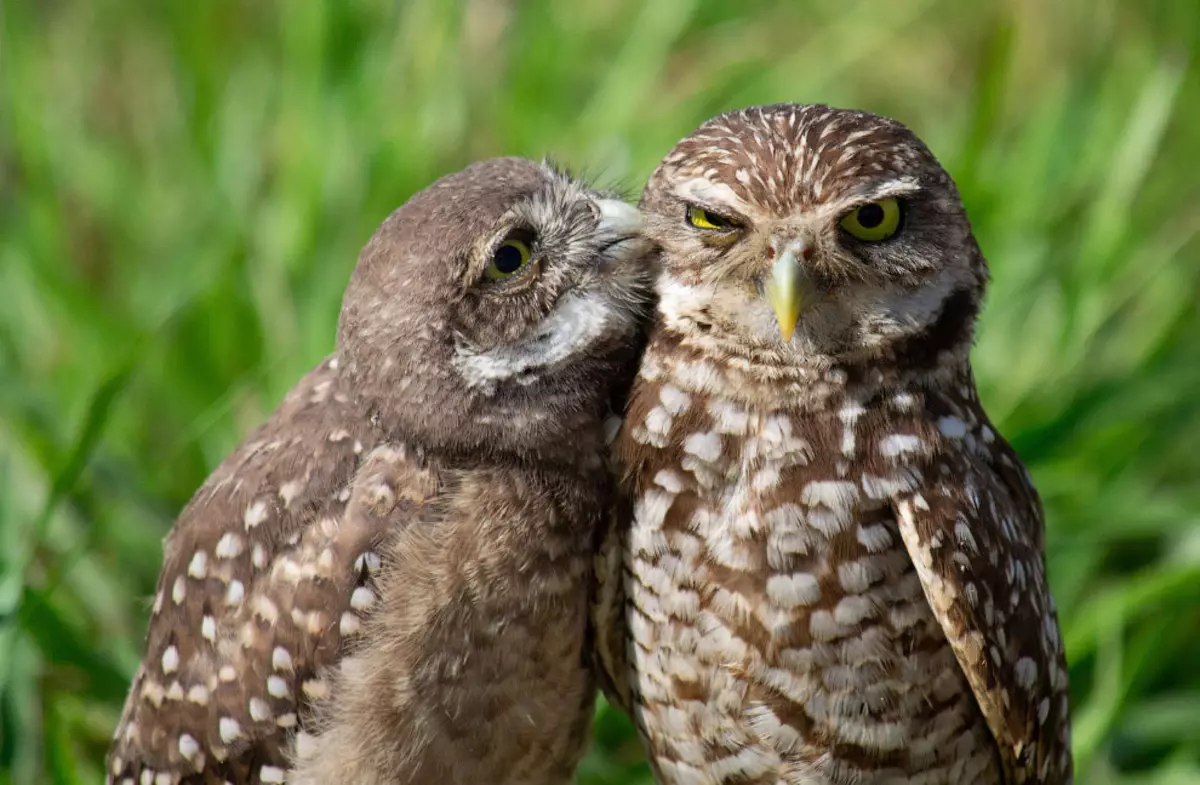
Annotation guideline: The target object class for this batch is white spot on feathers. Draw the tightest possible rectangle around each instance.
[879,433,924,458]
[708,399,750,435]
[339,612,361,636]
[294,729,317,759]
[160,646,179,674]
[834,594,876,626]
[243,500,269,529]
[215,532,244,559]
[658,384,691,415]
[178,734,200,761]
[644,406,673,436]
[801,480,859,510]
[278,479,304,507]
[225,580,245,606]
[937,416,968,439]
[218,717,243,744]
[653,469,685,494]
[838,401,864,456]
[272,646,294,672]
[267,675,289,699]
[1016,657,1039,690]
[683,431,722,463]
[350,587,376,610]
[187,551,208,579]
[249,697,273,722]
[857,521,894,553]
[765,573,821,608]
[302,678,329,700]
[354,551,381,575]
[252,596,279,624]
[635,489,675,531]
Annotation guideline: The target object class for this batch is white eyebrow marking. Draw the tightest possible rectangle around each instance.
[673,177,746,211]
[854,176,923,204]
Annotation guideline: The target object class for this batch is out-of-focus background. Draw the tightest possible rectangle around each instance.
[1,1,1198,783]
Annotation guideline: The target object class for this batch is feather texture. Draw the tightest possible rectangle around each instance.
[596,104,1072,784]
[109,157,654,785]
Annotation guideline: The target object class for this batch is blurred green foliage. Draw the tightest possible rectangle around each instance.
[1,0,1199,783]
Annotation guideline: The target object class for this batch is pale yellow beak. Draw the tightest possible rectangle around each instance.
[764,245,810,342]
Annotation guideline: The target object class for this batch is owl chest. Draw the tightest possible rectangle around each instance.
[624,404,987,779]
[627,434,941,674]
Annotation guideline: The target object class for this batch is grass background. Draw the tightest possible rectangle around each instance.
[2,0,1199,782]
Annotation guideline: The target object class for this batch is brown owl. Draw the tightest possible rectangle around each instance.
[107,157,655,785]
[593,104,1072,784]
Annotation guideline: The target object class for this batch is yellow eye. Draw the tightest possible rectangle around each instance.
[484,238,532,280]
[839,198,902,242]
[686,205,737,230]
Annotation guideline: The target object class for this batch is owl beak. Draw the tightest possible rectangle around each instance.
[764,241,812,342]
[593,199,643,246]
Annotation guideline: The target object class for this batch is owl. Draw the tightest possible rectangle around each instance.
[592,104,1072,784]
[107,156,655,785]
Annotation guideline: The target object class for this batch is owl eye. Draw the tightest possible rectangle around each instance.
[484,236,533,280]
[686,205,738,231]
[839,198,903,242]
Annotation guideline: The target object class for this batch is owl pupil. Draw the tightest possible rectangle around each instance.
[857,204,885,228]
[493,245,524,273]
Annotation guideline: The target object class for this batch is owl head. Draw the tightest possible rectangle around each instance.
[641,103,987,373]
[337,157,655,462]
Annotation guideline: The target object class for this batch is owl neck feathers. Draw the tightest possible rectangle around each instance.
[335,347,610,474]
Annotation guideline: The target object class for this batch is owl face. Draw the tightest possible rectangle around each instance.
[641,104,987,366]
[337,157,655,459]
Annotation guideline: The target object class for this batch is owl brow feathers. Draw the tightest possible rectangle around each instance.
[672,174,925,223]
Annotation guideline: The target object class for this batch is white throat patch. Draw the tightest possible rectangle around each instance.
[452,291,615,393]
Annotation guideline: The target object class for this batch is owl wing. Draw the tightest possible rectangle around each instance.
[107,356,437,785]
[892,417,1073,784]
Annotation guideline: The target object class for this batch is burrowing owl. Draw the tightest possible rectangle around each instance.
[592,104,1072,784]
[108,157,654,785]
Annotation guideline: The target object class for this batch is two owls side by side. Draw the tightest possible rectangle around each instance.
[108,103,1073,785]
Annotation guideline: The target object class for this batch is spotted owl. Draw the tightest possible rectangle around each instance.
[592,104,1072,784]
[107,157,655,785]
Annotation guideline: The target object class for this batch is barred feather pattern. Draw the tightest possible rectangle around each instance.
[595,329,1072,784]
